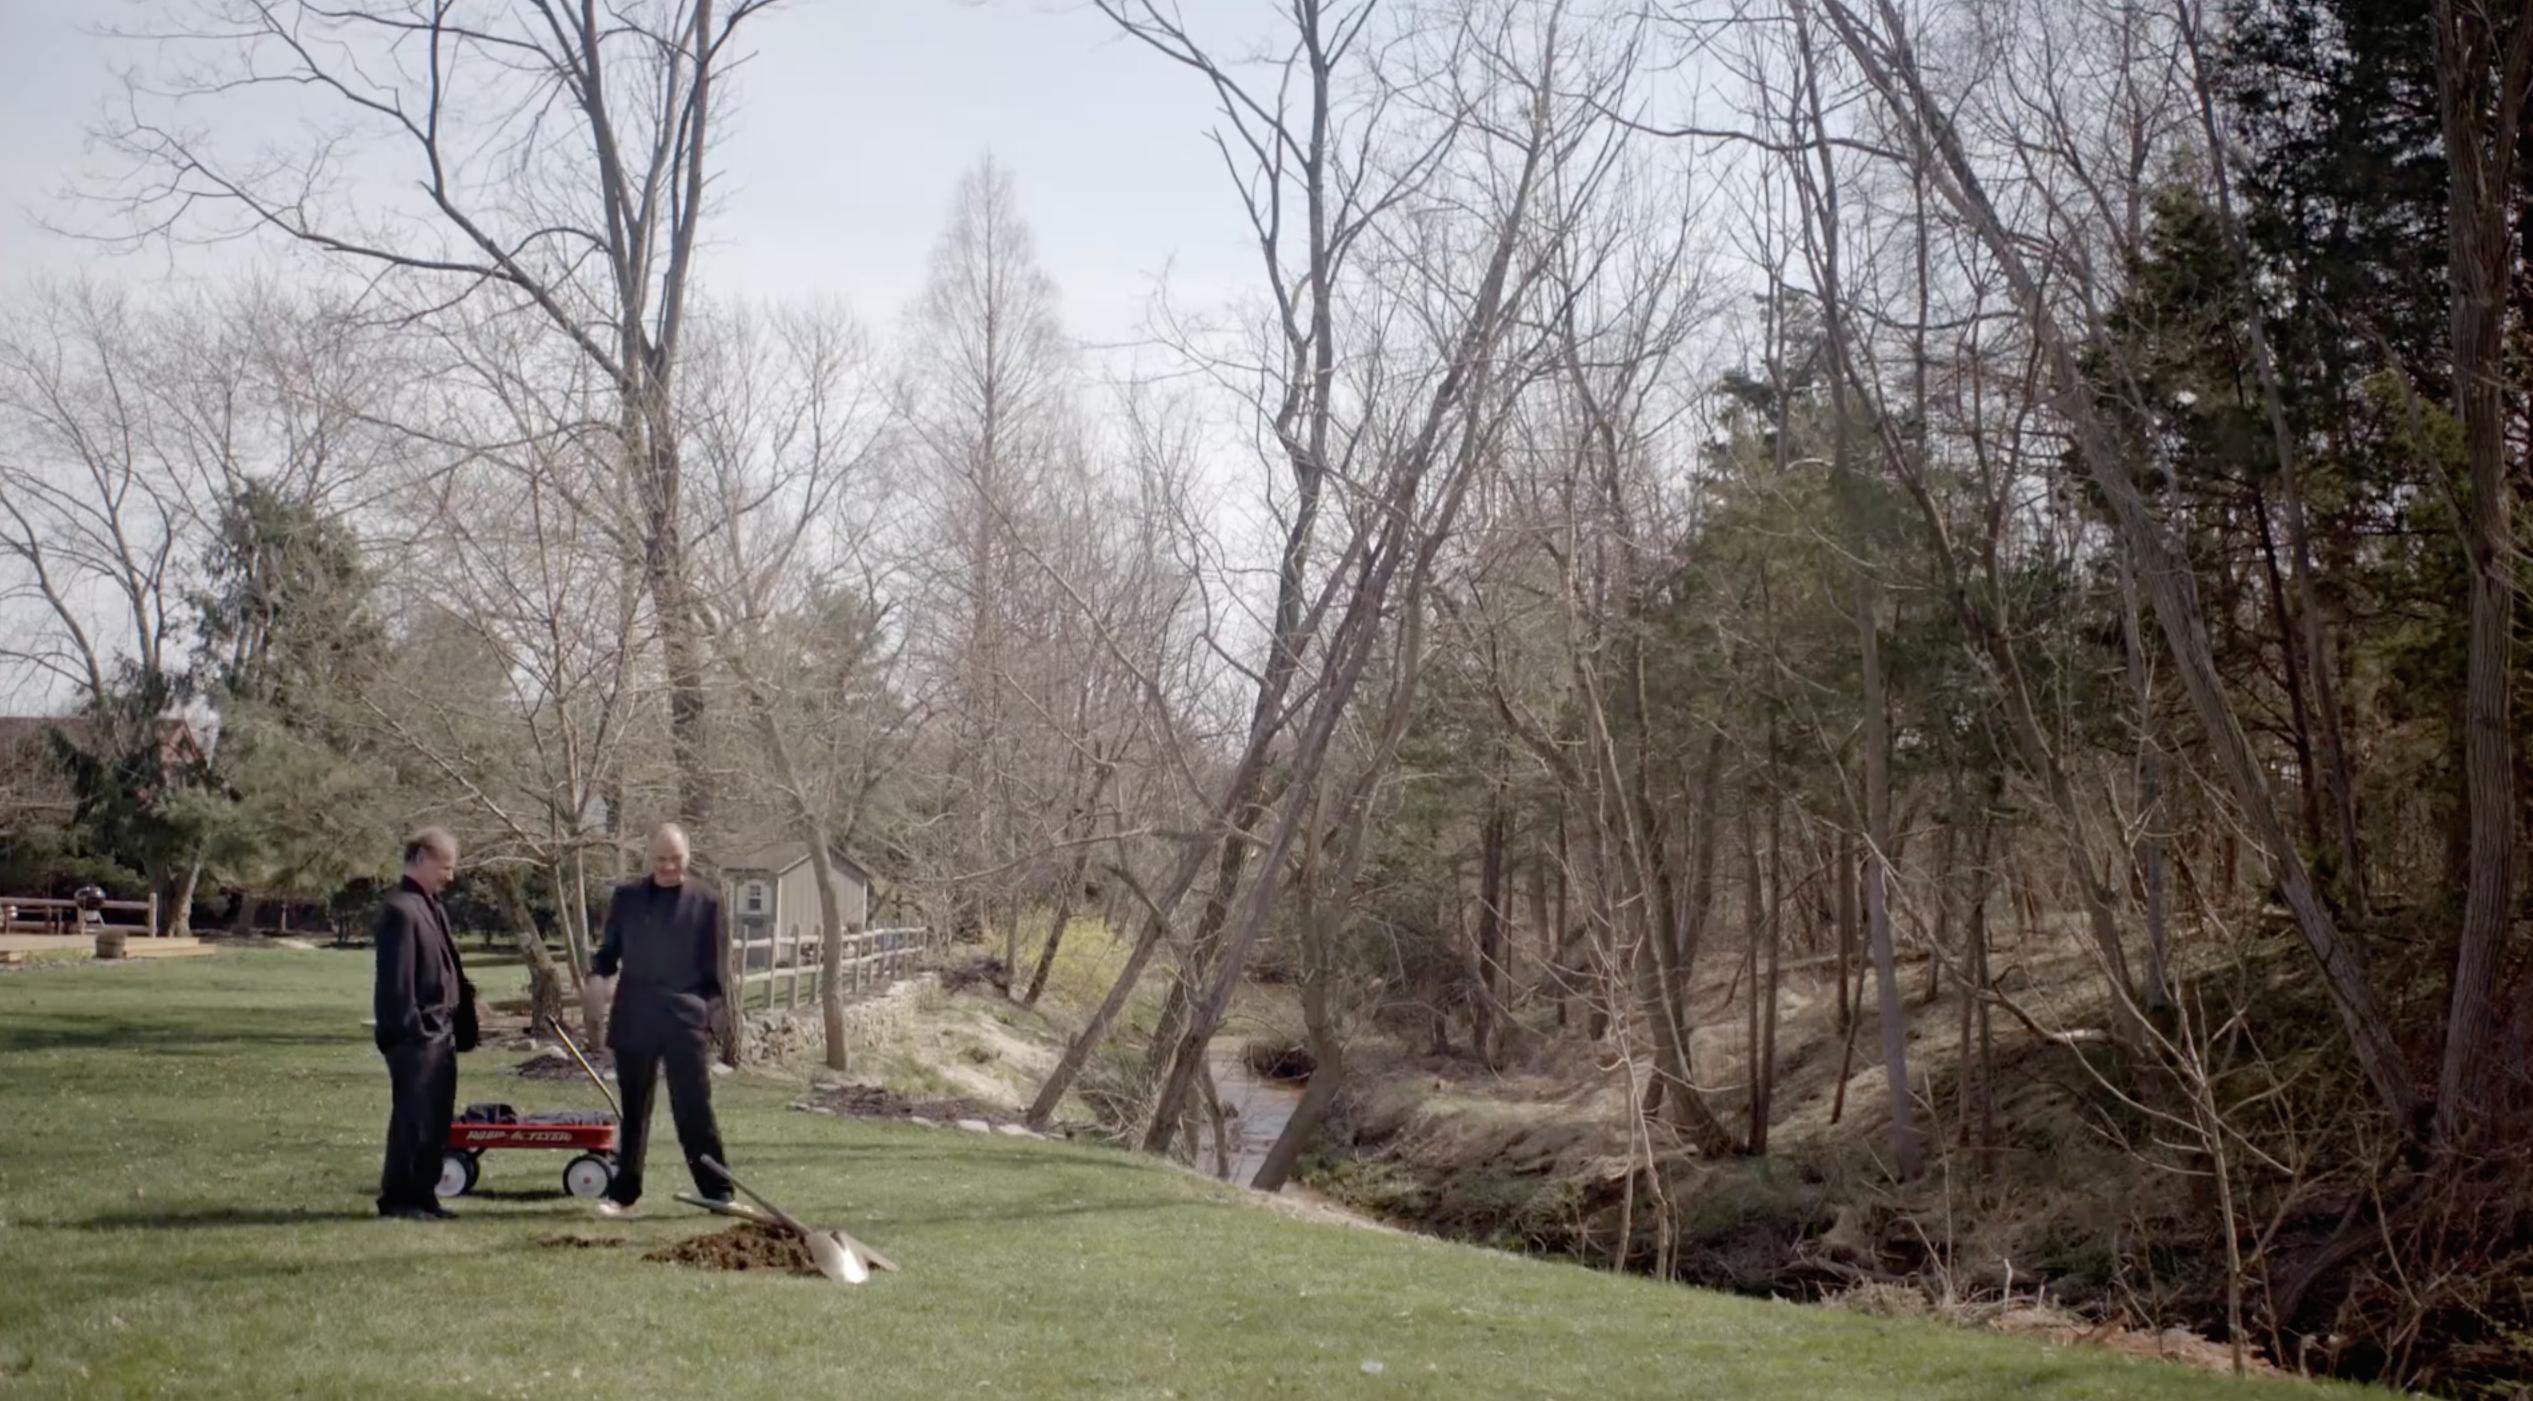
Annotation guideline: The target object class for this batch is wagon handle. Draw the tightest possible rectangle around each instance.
[551,1023,622,1120]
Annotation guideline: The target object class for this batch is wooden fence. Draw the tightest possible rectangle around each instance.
[734,924,939,1016]
[0,895,160,938]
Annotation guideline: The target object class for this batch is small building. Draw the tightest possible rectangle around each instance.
[721,842,873,969]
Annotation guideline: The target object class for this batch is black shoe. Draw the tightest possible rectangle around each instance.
[420,1203,458,1219]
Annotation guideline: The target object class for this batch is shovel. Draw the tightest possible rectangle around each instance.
[674,1191,898,1272]
[695,1156,887,1284]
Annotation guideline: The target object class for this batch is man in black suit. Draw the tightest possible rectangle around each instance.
[587,822,731,1216]
[372,827,475,1220]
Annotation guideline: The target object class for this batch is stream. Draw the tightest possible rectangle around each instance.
[1197,1047,1307,1187]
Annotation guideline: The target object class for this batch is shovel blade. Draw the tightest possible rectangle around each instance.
[810,1232,870,1285]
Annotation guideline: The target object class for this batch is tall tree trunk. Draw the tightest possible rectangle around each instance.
[1026,877,1181,1128]
[2432,0,2532,1146]
[1743,794,1769,1152]
[166,859,202,940]
[1528,851,1554,1024]
[2116,535,2174,1013]
[1962,803,1997,1160]
[500,882,569,1039]
[1475,796,1510,1069]
[1828,943,1866,1126]
[1255,808,1350,1194]
[1926,819,1954,1006]
[809,845,853,1074]
[1680,729,1730,984]
[1251,1029,1342,1193]
[556,856,594,980]
[1025,757,1119,1007]
[1149,821,1264,1075]
[1834,828,1857,1031]
[1857,557,1922,1179]
[2252,491,2324,849]
[1023,900,1077,1010]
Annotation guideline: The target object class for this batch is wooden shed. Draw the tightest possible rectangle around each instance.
[722,842,873,969]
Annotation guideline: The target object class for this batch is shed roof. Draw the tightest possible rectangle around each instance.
[723,841,873,884]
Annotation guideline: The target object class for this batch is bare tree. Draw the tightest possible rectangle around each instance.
[1024,0,1478,1129]
[1,284,239,702]
[356,307,657,1016]
[1115,0,1639,1155]
[1797,0,2417,1129]
[689,302,895,1070]
[900,155,1084,968]
[95,0,789,836]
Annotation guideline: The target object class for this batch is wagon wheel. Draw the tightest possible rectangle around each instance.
[437,1151,480,1199]
[562,1153,614,1199]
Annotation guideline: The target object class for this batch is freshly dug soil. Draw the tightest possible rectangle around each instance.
[644,1223,816,1274]
[517,1047,615,1081]
[932,952,1008,993]
[936,954,1009,996]
[536,1233,628,1250]
[806,1081,1009,1126]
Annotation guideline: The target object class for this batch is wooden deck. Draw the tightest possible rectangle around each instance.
[0,934,214,964]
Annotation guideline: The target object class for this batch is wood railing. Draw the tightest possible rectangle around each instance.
[734,925,939,1015]
[0,895,160,938]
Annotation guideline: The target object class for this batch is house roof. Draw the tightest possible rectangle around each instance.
[723,840,872,884]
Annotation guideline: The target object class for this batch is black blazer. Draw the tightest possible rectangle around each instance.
[592,878,728,1050]
[373,878,471,1052]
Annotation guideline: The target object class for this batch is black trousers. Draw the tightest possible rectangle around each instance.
[379,1035,456,1212]
[611,1032,727,1205]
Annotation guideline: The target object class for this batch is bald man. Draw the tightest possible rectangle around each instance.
[373,827,474,1220]
[587,824,732,1216]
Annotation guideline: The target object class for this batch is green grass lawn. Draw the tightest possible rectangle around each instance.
[0,952,2363,1401]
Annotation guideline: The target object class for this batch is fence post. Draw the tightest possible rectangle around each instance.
[147,891,160,939]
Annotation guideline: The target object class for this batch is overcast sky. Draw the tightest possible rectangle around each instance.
[0,0,1262,349]
[0,0,1286,711]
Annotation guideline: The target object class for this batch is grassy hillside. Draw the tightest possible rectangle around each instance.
[0,949,2367,1400]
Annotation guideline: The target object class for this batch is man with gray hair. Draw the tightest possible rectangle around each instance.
[586,822,732,1216]
[372,827,474,1219]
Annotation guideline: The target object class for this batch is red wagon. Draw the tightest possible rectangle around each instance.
[437,1026,623,1201]
[440,1105,619,1199]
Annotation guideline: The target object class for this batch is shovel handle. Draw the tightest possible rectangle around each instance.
[675,1192,780,1227]
[697,1156,810,1239]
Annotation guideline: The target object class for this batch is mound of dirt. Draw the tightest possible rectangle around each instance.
[645,1223,816,1274]
[516,1045,614,1081]
[936,954,1010,996]
[804,1081,1011,1126]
